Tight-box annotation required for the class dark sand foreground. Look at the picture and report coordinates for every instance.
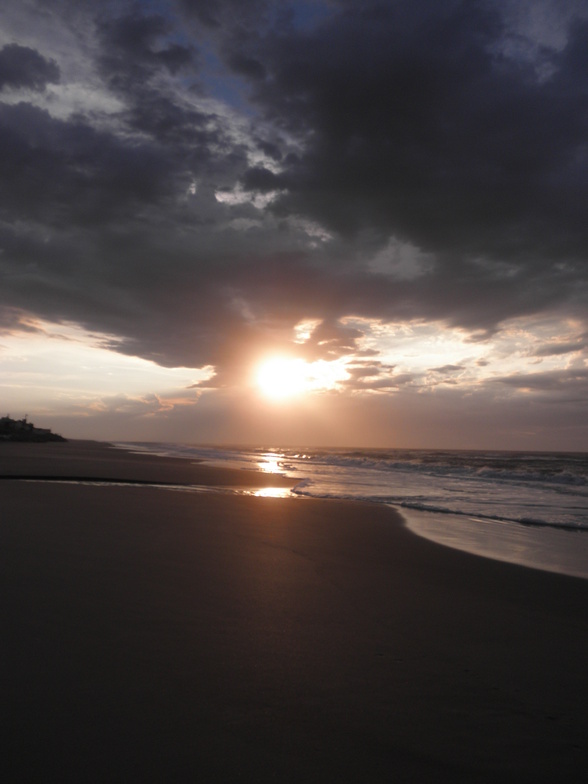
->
[1,441,587,782]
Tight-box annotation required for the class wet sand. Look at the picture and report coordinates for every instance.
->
[1,441,587,782]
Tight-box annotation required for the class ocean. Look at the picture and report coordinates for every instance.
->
[116,443,588,580]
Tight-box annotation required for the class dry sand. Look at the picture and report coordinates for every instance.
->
[1,441,587,782]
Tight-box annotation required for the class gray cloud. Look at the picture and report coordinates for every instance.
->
[432,365,464,374]
[0,0,587,395]
[235,1,588,325]
[494,367,588,396]
[341,360,416,391]
[0,44,60,91]
[532,341,586,357]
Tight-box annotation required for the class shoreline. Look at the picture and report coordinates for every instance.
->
[4,438,588,579]
[2,440,588,781]
[107,440,588,580]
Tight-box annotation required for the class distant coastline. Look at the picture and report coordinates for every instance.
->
[0,415,66,443]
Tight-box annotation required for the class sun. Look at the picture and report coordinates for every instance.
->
[256,357,310,399]
[255,356,350,399]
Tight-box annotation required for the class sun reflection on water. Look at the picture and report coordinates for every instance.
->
[257,453,282,473]
[253,487,293,498]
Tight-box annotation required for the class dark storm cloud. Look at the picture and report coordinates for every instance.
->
[0,4,259,370]
[97,9,195,91]
[0,44,60,91]
[244,0,585,250]
[0,100,185,236]
[177,0,271,30]
[232,0,588,325]
[1,0,588,385]
[95,8,220,148]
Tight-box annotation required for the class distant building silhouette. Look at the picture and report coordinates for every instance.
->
[0,415,66,442]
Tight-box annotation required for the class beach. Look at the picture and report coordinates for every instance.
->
[1,441,587,782]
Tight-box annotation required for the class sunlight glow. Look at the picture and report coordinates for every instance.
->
[255,357,349,399]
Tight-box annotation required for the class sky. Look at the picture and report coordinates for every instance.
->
[1,0,588,450]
